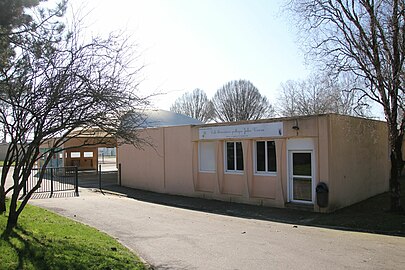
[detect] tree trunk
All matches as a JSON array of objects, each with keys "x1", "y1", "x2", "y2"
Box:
[
  {"x1": 395, "y1": 133, "x2": 404, "y2": 175},
  {"x1": 0, "y1": 187, "x2": 6, "y2": 213},
  {"x1": 5, "y1": 210, "x2": 18, "y2": 234},
  {"x1": 389, "y1": 133, "x2": 403, "y2": 212},
  {"x1": 5, "y1": 192, "x2": 19, "y2": 234},
  {"x1": 390, "y1": 154, "x2": 402, "y2": 211}
]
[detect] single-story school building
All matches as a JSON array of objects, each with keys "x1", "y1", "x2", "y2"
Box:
[{"x1": 118, "y1": 111, "x2": 389, "y2": 212}]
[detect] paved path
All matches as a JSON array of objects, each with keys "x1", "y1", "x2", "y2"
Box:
[{"x1": 28, "y1": 187, "x2": 405, "y2": 270}]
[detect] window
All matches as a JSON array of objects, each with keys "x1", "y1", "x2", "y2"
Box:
[
  {"x1": 255, "y1": 141, "x2": 276, "y2": 174},
  {"x1": 199, "y1": 142, "x2": 216, "y2": 172},
  {"x1": 225, "y1": 141, "x2": 243, "y2": 172},
  {"x1": 84, "y1": 152, "x2": 94, "y2": 158},
  {"x1": 70, "y1": 152, "x2": 81, "y2": 158}
]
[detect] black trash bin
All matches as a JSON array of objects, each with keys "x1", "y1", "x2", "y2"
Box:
[{"x1": 316, "y1": 182, "x2": 329, "y2": 208}]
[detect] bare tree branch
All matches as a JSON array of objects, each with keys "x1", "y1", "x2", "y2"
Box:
[
  {"x1": 277, "y1": 73, "x2": 371, "y2": 117},
  {"x1": 290, "y1": 0, "x2": 405, "y2": 211},
  {"x1": 0, "y1": 1, "x2": 150, "y2": 232},
  {"x1": 212, "y1": 80, "x2": 274, "y2": 122},
  {"x1": 170, "y1": 89, "x2": 214, "y2": 123}
]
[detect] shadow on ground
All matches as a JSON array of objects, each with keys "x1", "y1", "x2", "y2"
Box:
[
  {"x1": 30, "y1": 191, "x2": 77, "y2": 200},
  {"x1": 77, "y1": 170, "x2": 118, "y2": 189},
  {"x1": 26, "y1": 171, "x2": 118, "y2": 199},
  {"x1": 98, "y1": 178, "x2": 405, "y2": 237}
]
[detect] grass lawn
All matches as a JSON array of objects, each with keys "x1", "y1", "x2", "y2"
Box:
[
  {"x1": 0, "y1": 200, "x2": 147, "y2": 270},
  {"x1": 0, "y1": 161, "x2": 15, "y2": 166}
]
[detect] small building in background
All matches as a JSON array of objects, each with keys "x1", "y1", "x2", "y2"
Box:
[
  {"x1": 118, "y1": 112, "x2": 389, "y2": 213},
  {"x1": 39, "y1": 129, "x2": 116, "y2": 171},
  {"x1": 0, "y1": 143, "x2": 10, "y2": 161}
]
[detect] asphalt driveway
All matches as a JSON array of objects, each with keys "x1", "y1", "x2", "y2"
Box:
[{"x1": 28, "y1": 187, "x2": 405, "y2": 270}]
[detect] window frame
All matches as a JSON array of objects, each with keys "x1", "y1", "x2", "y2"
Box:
[
  {"x1": 254, "y1": 140, "x2": 277, "y2": 176},
  {"x1": 224, "y1": 141, "x2": 244, "y2": 174},
  {"x1": 70, "y1": 152, "x2": 81, "y2": 158},
  {"x1": 83, "y1": 151, "x2": 94, "y2": 158},
  {"x1": 199, "y1": 141, "x2": 216, "y2": 173}
]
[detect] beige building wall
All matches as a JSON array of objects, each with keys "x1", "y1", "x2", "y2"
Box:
[
  {"x1": 119, "y1": 128, "x2": 165, "y2": 192},
  {"x1": 192, "y1": 138, "x2": 284, "y2": 207},
  {"x1": 164, "y1": 126, "x2": 195, "y2": 195},
  {"x1": 118, "y1": 114, "x2": 390, "y2": 212},
  {"x1": 190, "y1": 116, "x2": 326, "y2": 207},
  {"x1": 327, "y1": 115, "x2": 389, "y2": 211},
  {"x1": 119, "y1": 126, "x2": 194, "y2": 195}
]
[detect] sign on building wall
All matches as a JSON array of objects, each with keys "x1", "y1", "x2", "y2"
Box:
[{"x1": 199, "y1": 122, "x2": 283, "y2": 140}]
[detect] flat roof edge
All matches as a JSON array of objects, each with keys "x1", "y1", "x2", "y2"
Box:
[{"x1": 194, "y1": 113, "x2": 386, "y2": 128}]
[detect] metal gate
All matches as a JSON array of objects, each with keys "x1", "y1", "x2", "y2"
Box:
[{"x1": 25, "y1": 167, "x2": 79, "y2": 197}]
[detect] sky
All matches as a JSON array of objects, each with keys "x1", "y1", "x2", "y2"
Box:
[{"x1": 66, "y1": 0, "x2": 310, "y2": 110}]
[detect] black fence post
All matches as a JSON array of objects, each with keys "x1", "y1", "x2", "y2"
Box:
[
  {"x1": 50, "y1": 168, "x2": 54, "y2": 198},
  {"x1": 118, "y1": 163, "x2": 122, "y2": 186},
  {"x1": 99, "y1": 164, "x2": 102, "y2": 190},
  {"x1": 75, "y1": 166, "x2": 79, "y2": 196}
]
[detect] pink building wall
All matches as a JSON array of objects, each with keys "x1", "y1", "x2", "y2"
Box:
[
  {"x1": 119, "y1": 126, "x2": 195, "y2": 195},
  {"x1": 118, "y1": 114, "x2": 389, "y2": 212}
]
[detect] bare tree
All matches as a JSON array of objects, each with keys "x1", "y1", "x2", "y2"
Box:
[
  {"x1": 170, "y1": 88, "x2": 214, "y2": 123},
  {"x1": 331, "y1": 73, "x2": 372, "y2": 116},
  {"x1": 0, "y1": 1, "x2": 149, "y2": 233},
  {"x1": 291, "y1": 0, "x2": 405, "y2": 211},
  {"x1": 212, "y1": 80, "x2": 274, "y2": 122},
  {"x1": 277, "y1": 73, "x2": 370, "y2": 117}
]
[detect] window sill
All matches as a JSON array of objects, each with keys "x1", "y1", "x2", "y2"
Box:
[
  {"x1": 254, "y1": 172, "x2": 277, "y2": 177},
  {"x1": 199, "y1": 170, "x2": 216, "y2": 174},
  {"x1": 224, "y1": 171, "x2": 244, "y2": 175}
]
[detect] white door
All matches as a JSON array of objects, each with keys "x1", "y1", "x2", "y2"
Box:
[{"x1": 289, "y1": 151, "x2": 314, "y2": 203}]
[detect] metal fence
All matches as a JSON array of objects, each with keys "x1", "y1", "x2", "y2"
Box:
[{"x1": 25, "y1": 167, "x2": 79, "y2": 197}]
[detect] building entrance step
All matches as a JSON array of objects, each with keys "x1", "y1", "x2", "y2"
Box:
[{"x1": 285, "y1": 202, "x2": 314, "y2": 212}]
